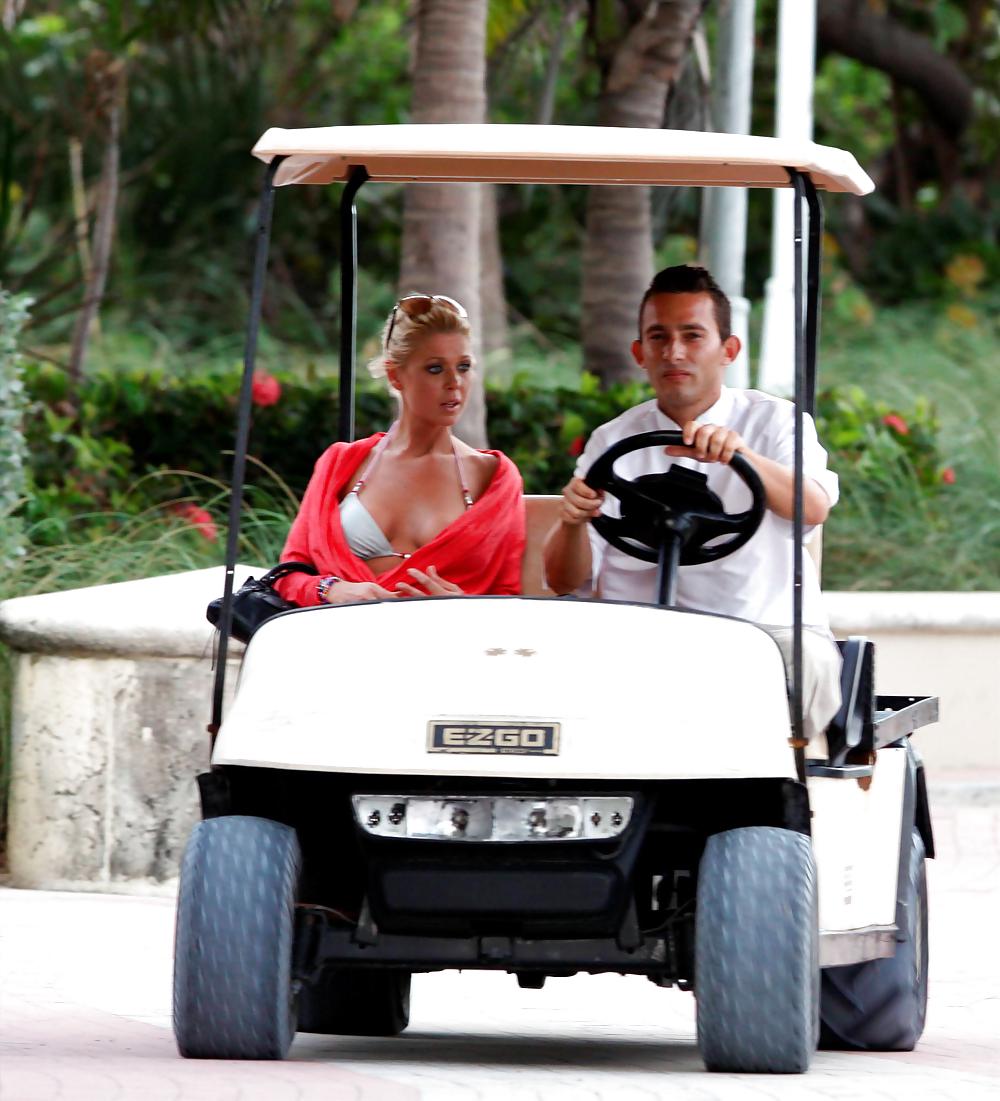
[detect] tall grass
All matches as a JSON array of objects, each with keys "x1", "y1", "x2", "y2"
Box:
[{"x1": 818, "y1": 296, "x2": 1000, "y2": 590}]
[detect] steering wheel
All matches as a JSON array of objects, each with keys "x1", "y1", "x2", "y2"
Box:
[{"x1": 583, "y1": 430, "x2": 766, "y2": 565}]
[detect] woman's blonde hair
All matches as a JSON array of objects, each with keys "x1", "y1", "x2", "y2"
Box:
[{"x1": 366, "y1": 297, "x2": 472, "y2": 381}]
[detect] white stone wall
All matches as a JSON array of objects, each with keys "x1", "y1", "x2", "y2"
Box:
[
  {"x1": 1, "y1": 566, "x2": 250, "y2": 892},
  {"x1": 826, "y1": 592, "x2": 1000, "y2": 774}
]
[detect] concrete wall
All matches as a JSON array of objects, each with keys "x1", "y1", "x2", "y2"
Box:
[
  {"x1": 0, "y1": 567, "x2": 249, "y2": 893},
  {"x1": 826, "y1": 593, "x2": 1000, "y2": 774},
  {"x1": 1, "y1": 571, "x2": 997, "y2": 892}
]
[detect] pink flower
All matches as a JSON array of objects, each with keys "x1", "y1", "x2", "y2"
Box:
[
  {"x1": 940, "y1": 467, "x2": 956, "y2": 485},
  {"x1": 568, "y1": 435, "x2": 585, "y2": 457},
  {"x1": 882, "y1": 413, "x2": 909, "y2": 436},
  {"x1": 174, "y1": 502, "x2": 219, "y2": 542},
  {"x1": 251, "y1": 371, "x2": 282, "y2": 407}
]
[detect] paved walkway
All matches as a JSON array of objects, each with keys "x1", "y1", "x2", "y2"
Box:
[{"x1": 2, "y1": 790, "x2": 998, "y2": 1100}]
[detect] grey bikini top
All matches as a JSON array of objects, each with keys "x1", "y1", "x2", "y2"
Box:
[{"x1": 340, "y1": 425, "x2": 473, "y2": 562}]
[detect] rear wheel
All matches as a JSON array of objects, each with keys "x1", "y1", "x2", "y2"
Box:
[
  {"x1": 819, "y1": 829, "x2": 928, "y2": 1051},
  {"x1": 695, "y1": 826, "x2": 819, "y2": 1073},
  {"x1": 297, "y1": 969, "x2": 411, "y2": 1036},
  {"x1": 173, "y1": 815, "x2": 300, "y2": 1059}
]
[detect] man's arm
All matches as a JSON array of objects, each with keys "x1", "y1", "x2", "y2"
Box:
[
  {"x1": 542, "y1": 477, "x2": 604, "y2": 595},
  {"x1": 666, "y1": 422, "x2": 831, "y2": 526}
]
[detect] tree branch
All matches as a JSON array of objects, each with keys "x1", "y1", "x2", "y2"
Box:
[{"x1": 817, "y1": 0, "x2": 973, "y2": 135}]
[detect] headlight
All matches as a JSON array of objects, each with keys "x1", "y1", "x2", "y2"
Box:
[{"x1": 351, "y1": 795, "x2": 633, "y2": 842}]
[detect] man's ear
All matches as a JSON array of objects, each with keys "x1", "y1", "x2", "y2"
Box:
[
  {"x1": 630, "y1": 338, "x2": 644, "y2": 368},
  {"x1": 721, "y1": 334, "x2": 741, "y2": 365}
]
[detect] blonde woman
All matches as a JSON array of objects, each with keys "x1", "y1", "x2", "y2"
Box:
[{"x1": 276, "y1": 295, "x2": 525, "y2": 605}]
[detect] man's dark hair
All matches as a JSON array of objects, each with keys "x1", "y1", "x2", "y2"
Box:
[{"x1": 637, "y1": 265, "x2": 732, "y2": 340}]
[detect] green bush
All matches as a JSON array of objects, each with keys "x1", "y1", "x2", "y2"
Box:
[
  {"x1": 20, "y1": 362, "x2": 995, "y2": 594},
  {"x1": 816, "y1": 385, "x2": 951, "y2": 501}
]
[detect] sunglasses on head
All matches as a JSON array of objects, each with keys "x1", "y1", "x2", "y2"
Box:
[{"x1": 385, "y1": 294, "x2": 468, "y2": 350}]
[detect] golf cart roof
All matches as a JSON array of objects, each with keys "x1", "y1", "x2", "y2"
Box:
[{"x1": 252, "y1": 123, "x2": 874, "y2": 196}]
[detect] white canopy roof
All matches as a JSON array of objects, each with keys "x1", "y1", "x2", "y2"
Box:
[{"x1": 251, "y1": 123, "x2": 874, "y2": 195}]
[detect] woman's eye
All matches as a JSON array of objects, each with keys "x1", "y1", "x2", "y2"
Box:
[
  {"x1": 426, "y1": 364, "x2": 443, "y2": 374},
  {"x1": 458, "y1": 362, "x2": 472, "y2": 373}
]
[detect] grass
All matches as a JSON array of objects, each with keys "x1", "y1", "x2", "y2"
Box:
[{"x1": 817, "y1": 294, "x2": 1000, "y2": 590}]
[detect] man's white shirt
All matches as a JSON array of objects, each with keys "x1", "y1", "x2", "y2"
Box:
[{"x1": 573, "y1": 388, "x2": 839, "y2": 630}]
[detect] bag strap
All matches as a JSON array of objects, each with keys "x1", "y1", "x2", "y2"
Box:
[{"x1": 259, "y1": 560, "x2": 320, "y2": 585}]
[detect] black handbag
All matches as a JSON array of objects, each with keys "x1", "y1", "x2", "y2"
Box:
[{"x1": 206, "y1": 561, "x2": 319, "y2": 643}]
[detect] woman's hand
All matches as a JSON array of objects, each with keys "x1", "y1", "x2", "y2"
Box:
[
  {"x1": 395, "y1": 565, "x2": 465, "y2": 598},
  {"x1": 323, "y1": 580, "x2": 398, "y2": 604}
]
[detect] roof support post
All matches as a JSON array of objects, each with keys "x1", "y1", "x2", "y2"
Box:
[
  {"x1": 804, "y1": 178, "x2": 823, "y2": 415},
  {"x1": 209, "y1": 155, "x2": 285, "y2": 744},
  {"x1": 788, "y1": 168, "x2": 807, "y2": 783},
  {"x1": 338, "y1": 166, "x2": 369, "y2": 443}
]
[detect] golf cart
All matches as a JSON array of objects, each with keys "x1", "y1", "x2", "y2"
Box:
[{"x1": 174, "y1": 125, "x2": 938, "y2": 1073}]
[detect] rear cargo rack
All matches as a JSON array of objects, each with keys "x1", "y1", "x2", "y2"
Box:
[{"x1": 874, "y1": 695, "x2": 939, "y2": 749}]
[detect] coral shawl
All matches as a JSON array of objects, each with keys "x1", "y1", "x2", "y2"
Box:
[{"x1": 274, "y1": 434, "x2": 525, "y2": 606}]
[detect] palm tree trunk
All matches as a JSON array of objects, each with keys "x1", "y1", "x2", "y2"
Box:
[
  {"x1": 582, "y1": 0, "x2": 704, "y2": 385},
  {"x1": 400, "y1": 0, "x2": 488, "y2": 446},
  {"x1": 478, "y1": 182, "x2": 510, "y2": 376},
  {"x1": 68, "y1": 53, "x2": 125, "y2": 384}
]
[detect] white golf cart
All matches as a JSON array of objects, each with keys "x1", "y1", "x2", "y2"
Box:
[{"x1": 175, "y1": 125, "x2": 938, "y2": 1073}]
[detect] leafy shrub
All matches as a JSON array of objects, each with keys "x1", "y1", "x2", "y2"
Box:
[
  {"x1": 20, "y1": 364, "x2": 978, "y2": 591},
  {"x1": 816, "y1": 385, "x2": 951, "y2": 501}
]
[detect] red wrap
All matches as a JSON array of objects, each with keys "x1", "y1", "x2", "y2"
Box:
[{"x1": 274, "y1": 434, "x2": 526, "y2": 606}]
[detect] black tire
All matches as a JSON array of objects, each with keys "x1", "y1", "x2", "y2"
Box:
[
  {"x1": 297, "y1": 968, "x2": 411, "y2": 1036},
  {"x1": 173, "y1": 815, "x2": 301, "y2": 1059},
  {"x1": 696, "y1": 826, "x2": 819, "y2": 1073},
  {"x1": 819, "y1": 829, "x2": 928, "y2": 1051}
]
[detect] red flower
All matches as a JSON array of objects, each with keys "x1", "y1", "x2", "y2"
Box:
[
  {"x1": 568, "y1": 434, "x2": 585, "y2": 457},
  {"x1": 941, "y1": 467, "x2": 956, "y2": 485},
  {"x1": 882, "y1": 413, "x2": 909, "y2": 436},
  {"x1": 251, "y1": 371, "x2": 281, "y2": 407},
  {"x1": 173, "y1": 502, "x2": 219, "y2": 542}
]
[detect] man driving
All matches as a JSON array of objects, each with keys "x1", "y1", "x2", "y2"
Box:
[{"x1": 543, "y1": 264, "x2": 841, "y2": 750}]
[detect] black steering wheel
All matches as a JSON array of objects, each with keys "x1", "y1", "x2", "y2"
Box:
[{"x1": 583, "y1": 430, "x2": 766, "y2": 567}]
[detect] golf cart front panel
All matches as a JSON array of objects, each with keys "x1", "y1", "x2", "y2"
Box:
[{"x1": 212, "y1": 596, "x2": 797, "y2": 781}]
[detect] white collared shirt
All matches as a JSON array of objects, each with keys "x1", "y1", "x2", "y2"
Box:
[{"x1": 574, "y1": 388, "x2": 839, "y2": 629}]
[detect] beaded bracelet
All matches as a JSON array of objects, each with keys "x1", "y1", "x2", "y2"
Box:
[{"x1": 317, "y1": 575, "x2": 342, "y2": 602}]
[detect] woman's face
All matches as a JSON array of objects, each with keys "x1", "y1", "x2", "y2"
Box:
[{"x1": 390, "y1": 331, "x2": 474, "y2": 425}]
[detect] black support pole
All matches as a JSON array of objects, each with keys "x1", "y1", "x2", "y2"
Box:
[
  {"x1": 788, "y1": 168, "x2": 807, "y2": 784},
  {"x1": 208, "y1": 155, "x2": 285, "y2": 745},
  {"x1": 803, "y1": 179, "x2": 824, "y2": 417},
  {"x1": 338, "y1": 166, "x2": 369, "y2": 443}
]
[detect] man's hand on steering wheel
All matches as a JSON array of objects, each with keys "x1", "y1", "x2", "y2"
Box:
[
  {"x1": 666, "y1": 421, "x2": 747, "y2": 465},
  {"x1": 558, "y1": 476, "x2": 605, "y2": 526}
]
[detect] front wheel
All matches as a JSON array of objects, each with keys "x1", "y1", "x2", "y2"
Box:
[
  {"x1": 819, "y1": 829, "x2": 928, "y2": 1051},
  {"x1": 695, "y1": 826, "x2": 819, "y2": 1073},
  {"x1": 173, "y1": 815, "x2": 301, "y2": 1059}
]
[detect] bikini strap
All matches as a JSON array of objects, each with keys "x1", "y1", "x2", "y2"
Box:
[
  {"x1": 354, "y1": 423, "x2": 473, "y2": 510},
  {"x1": 350, "y1": 424, "x2": 397, "y2": 494},
  {"x1": 452, "y1": 439, "x2": 474, "y2": 510}
]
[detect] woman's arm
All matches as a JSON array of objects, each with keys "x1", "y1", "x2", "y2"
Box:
[{"x1": 273, "y1": 453, "x2": 331, "y2": 606}]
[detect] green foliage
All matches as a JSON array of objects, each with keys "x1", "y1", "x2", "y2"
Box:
[
  {"x1": 0, "y1": 291, "x2": 31, "y2": 568},
  {"x1": 816, "y1": 386, "x2": 947, "y2": 502}
]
